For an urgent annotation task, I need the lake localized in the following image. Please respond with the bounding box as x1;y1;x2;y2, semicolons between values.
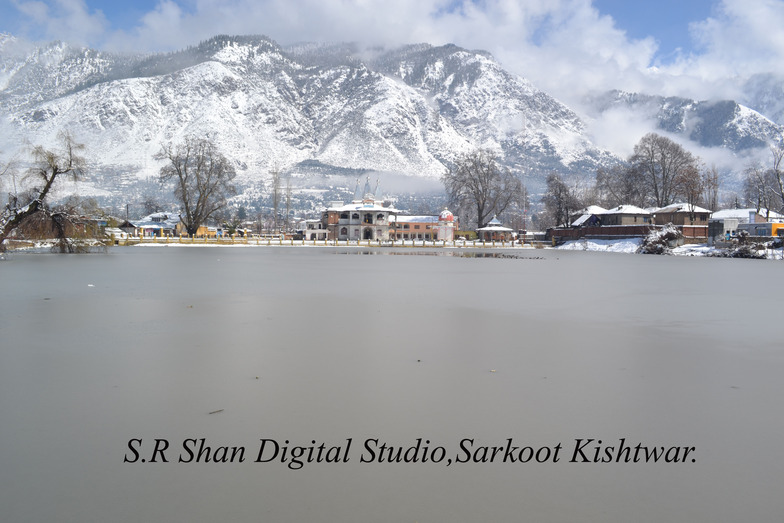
1;246;783;522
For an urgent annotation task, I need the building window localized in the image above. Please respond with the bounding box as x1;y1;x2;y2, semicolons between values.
414;225;420;230
340;227;348;236
376;213;384;221
363;213;373;224
340;212;349;220
352;213;359;220
403;224;409;229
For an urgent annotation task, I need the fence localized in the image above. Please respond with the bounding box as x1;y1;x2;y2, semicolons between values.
111;234;541;249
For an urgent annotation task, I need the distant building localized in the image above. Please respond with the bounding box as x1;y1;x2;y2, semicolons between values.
323;197;399;241
301;219;328;241
390;208;458;241
654;203;711;239
133;212;181;237
433;208;457;242
737;222;784;237
709;208;784;243
600;205;651;226
569;206;607;227
476;216;514;242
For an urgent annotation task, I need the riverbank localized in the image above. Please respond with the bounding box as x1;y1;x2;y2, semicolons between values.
5;235;783;260
556;237;784;259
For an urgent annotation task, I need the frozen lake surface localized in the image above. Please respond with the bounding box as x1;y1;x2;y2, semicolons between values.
1;246;783;522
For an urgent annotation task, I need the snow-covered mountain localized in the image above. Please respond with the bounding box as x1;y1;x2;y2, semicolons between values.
583;90;783;152
1;33;782;208
0;34;620;202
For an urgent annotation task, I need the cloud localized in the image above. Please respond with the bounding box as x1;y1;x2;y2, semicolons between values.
11;0;108;46
6;0;784;119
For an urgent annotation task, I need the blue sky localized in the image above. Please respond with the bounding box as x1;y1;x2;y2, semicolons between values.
1;1;782;113
592;0;716;59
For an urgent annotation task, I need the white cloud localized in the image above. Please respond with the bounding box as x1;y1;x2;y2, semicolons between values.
6;0;784;124
11;0;108;46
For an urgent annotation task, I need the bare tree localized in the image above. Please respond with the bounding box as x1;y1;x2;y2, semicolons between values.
157;136;236;237
701;165;721;211
285;172;292;231
743;162;777;218
541;172;582;227
768;142;784;212
443;149;521;229
270;165;281;231
677;163;705;220
595;163;648;208
140;194;163;216
1;132;85;251
630;133;700;207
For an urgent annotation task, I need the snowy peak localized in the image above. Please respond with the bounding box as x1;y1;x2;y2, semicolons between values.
2;34;622;196
586;90;782;151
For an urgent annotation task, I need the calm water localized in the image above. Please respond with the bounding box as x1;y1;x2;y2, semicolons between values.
1;246;783;522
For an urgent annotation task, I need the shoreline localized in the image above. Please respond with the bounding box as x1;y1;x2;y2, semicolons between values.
4;236;784;259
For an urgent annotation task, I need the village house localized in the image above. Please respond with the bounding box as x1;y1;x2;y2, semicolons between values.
708;208;784;242
133;212;181;237
600;205;652;226
548;204;653;242
653;203;711;238
569;206;607;227
737;221;784;237
390;209;458;241
300;219;328;241
391;215;438;240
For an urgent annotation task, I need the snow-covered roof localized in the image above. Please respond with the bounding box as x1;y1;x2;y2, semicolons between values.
477;225;514;232
327;200;399;213
573;205;607;216
393;215;439;223
710;208;784;221
571;214;595;227
132;212;182;228
655;203;712;214
601;205;650;215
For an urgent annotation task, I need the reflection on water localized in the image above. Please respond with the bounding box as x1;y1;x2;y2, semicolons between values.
331;248;546;259
1;247;783;522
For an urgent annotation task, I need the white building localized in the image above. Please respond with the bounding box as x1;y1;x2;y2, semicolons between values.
300;219;328;241
323;197;400;241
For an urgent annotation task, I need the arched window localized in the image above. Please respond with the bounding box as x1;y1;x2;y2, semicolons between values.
352;213;359;220
340;212;349;220
340;227;348;236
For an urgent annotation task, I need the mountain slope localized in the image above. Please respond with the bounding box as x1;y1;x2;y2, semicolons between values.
3;34;781;209
1;35;622;202
584;90;782;151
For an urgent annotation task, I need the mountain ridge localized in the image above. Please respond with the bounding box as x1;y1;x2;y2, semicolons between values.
1;34;782;209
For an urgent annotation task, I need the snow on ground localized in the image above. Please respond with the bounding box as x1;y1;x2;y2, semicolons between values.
556;238;641;253
558;238;784;259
